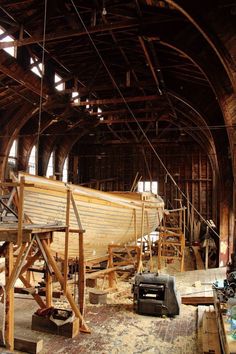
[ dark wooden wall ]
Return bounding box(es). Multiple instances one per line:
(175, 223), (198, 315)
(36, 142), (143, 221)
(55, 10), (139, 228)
(71, 141), (214, 223)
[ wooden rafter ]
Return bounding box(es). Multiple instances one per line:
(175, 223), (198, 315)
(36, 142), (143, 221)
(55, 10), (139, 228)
(73, 94), (166, 107)
(0, 20), (139, 49)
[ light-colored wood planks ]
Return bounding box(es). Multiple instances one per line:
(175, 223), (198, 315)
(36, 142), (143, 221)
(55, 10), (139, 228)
(202, 307), (221, 354)
(15, 172), (164, 260)
(192, 245), (205, 270)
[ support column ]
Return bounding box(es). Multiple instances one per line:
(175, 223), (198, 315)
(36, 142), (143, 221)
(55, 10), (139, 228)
(5, 242), (14, 351)
(46, 238), (53, 308)
(108, 245), (116, 289)
(79, 231), (85, 316)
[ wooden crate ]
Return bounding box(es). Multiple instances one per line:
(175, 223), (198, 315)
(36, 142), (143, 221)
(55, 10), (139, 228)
(32, 313), (79, 338)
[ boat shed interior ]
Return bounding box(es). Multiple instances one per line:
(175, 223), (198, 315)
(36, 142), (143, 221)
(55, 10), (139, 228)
(0, 1), (235, 353)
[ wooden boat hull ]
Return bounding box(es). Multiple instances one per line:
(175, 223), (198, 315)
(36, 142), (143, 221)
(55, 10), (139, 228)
(17, 173), (164, 260)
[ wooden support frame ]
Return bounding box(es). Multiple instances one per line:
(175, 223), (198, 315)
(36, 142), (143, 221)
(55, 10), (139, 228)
(158, 207), (186, 272)
(158, 230), (185, 272)
(41, 239), (90, 333)
(1, 228), (90, 352)
(78, 230), (85, 315)
(108, 244), (141, 269)
(5, 242), (14, 350)
(17, 177), (25, 246)
(0, 175), (89, 352)
(64, 188), (71, 293)
(137, 203), (145, 273)
(45, 238), (53, 308)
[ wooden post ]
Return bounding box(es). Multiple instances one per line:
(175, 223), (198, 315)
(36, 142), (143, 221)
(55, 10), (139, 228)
(79, 231), (85, 316)
(5, 243), (27, 293)
(146, 211), (153, 272)
(46, 238), (53, 307)
(158, 234), (162, 270)
(133, 209), (137, 245)
(205, 239), (209, 270)
(137, 203), (145, 272)
(180, 233), (185, 272)
(64, 188), (71, 293)
(183, 206), (186, 239)
(17, 177), (25, 246)
(70, 193), (86, 318)
(108, 245), (116, 289)
(5, 242), (14, 350)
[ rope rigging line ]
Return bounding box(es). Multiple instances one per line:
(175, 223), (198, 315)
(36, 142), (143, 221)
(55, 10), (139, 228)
(36, 0), (48, 168)
(70, 0), (220, 239)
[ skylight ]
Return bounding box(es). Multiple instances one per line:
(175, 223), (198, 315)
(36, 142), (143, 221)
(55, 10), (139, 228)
(72, 91), (79, 104)
(86, 98), (90, 109)
(0, 28), (16, 57)
(97, 107), (104, 121)
(55, 73), (64, 91)
(30, 57), (43, 77)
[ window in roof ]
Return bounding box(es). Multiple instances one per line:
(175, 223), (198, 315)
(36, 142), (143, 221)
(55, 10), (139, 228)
(30, 57), (43, 77)
(97, 107), (104, 121)
(72, 91), (79, 104)
(0, 28), (16, 57)
(28, 145), (36, 175)
(85, 98), (90, 109)
(137, 181), (158, 195)
(62, 157), (68, 182)
(55, 73), (64, 91)
(46, 151), (54, 178)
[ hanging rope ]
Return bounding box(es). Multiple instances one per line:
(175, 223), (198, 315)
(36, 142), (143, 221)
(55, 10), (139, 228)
(70, 0), (220, 240)
(36, 0), (48, 169)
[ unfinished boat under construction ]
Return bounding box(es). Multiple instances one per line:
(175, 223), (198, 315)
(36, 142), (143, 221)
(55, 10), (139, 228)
(15, 172), (165, 261)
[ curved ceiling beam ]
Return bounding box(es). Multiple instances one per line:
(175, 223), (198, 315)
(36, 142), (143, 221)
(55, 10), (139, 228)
(159, 40), (217, 97)
(164, 0), (236, 90)
(159, 100), (217, 164)
(159, 115), (216, 171)
(53, 89), (219, 175)
(153, 39), (232, 160)
(168, 91), (215, 140)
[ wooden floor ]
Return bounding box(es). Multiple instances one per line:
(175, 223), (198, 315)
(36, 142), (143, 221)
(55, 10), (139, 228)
(0, 254), (227, 354)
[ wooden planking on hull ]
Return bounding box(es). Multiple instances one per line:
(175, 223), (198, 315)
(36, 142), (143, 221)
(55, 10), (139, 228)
(14, 173), (164, 260)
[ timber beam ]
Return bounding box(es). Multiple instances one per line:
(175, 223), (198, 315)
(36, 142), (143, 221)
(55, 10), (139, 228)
(0, 20), (139, 49)
(0, 51), (48, 98)
(89, 107), (168, 117)
(72, 94), (165, 107)
(138, 36), (162, 93)
(99, 116), (162, 124)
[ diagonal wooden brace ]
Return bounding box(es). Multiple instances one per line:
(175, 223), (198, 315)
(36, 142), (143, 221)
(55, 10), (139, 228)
(41, 239), (91, 333)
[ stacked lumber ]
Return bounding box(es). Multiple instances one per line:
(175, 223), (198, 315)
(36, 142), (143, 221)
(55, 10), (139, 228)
(198, 305), (221, 354)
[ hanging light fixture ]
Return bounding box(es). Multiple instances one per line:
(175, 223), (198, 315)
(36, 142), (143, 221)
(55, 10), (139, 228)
(102, 1), (107, 15)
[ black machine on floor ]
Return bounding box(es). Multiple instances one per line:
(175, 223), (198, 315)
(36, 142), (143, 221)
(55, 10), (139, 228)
(132, 272), (180, 316)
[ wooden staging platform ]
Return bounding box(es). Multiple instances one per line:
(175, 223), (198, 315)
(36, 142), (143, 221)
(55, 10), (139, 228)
(0, 222), (88, 352)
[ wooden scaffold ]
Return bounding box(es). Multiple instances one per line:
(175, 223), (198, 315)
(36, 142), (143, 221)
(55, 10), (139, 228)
(157, 204), (186, 272)
(0, 177), (89, 352)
